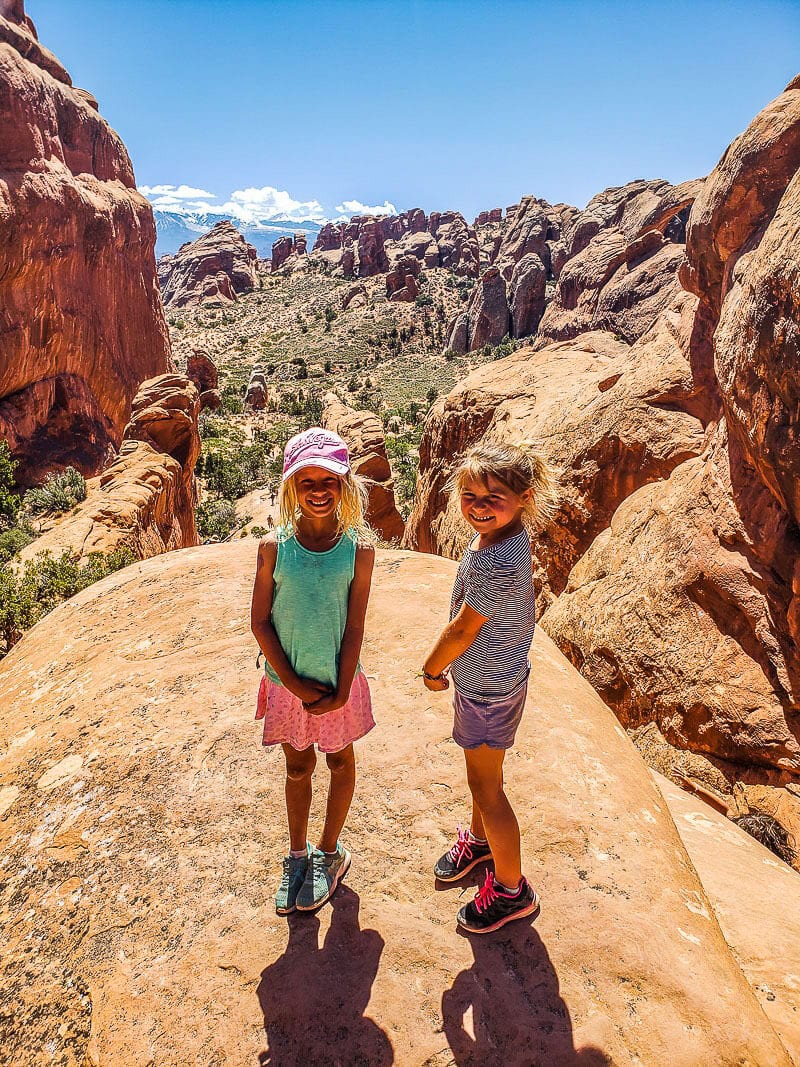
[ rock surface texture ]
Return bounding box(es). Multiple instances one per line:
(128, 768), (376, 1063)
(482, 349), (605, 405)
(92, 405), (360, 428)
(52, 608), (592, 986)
(542, 79), (800, 815)
(321, 394), (405, 541)
(158, 220), (258, 307)
(18, 374), (201, 563)
(0, 545), (795, 1065)
(0, 2), (171, 485)
(312, 209), (479, 279)
(186, 348), (220, 411)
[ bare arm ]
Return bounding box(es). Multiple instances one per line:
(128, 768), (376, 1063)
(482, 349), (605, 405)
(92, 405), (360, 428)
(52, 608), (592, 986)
(250, 538), (331, 705)
(304, 543), (375, 714)
(422, 602), (489, 691)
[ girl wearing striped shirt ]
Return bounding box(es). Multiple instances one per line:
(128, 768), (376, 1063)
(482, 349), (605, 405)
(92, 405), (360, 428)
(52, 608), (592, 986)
(422, 442), (557, 934)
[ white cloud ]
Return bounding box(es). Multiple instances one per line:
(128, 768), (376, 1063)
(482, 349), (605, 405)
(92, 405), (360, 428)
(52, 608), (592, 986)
(220, 186), (327, 224)
(335, 199), (397, 217)
(139, 183), (216, 200)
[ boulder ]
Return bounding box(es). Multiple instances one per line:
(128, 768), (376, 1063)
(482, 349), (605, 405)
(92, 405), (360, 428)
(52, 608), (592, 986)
(187, 349), (220, 411)
(159, 221), (258, 307)
(18, 374), (201, 562)
(270, 233), (308, 274)
(321, 394), (405, 541)
(0, 2), (171, 486)
(245, 367), (268, 411)
(0, 544), (793, 1065)
(341, 283), (368, 311)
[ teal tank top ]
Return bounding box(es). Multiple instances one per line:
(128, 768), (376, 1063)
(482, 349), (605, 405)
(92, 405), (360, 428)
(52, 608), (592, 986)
(266, 529), (359, 690)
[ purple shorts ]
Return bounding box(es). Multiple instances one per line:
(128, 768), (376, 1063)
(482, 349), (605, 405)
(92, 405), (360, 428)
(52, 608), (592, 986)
(452, 680), (528, 750)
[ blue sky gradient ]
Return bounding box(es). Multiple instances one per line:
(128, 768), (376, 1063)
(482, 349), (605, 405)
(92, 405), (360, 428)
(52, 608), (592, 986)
(28, 0), (800, 218)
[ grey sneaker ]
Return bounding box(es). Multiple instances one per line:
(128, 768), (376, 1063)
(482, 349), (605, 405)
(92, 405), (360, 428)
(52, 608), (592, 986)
(275, 845), (310, 915)
(296, 843), (351, 911)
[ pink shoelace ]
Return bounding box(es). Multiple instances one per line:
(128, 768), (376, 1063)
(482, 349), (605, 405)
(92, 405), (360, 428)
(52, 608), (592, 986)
(473, 869), (501, 913)
(447, 826), (474, 864)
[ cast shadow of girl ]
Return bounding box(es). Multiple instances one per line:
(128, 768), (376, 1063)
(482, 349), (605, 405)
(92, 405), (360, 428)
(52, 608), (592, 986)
(442, 923), (610, 1067)
(257, 885), (394, 1066)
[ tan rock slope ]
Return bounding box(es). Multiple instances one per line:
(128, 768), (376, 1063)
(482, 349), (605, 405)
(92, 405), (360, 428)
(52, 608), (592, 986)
(0, 544), (795, 1065)
(0, 0), (171, 485)
(19, 374), (201, 563)
(158, 219), (259, 307)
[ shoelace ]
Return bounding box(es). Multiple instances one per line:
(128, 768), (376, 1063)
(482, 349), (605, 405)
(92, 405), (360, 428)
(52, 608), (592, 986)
(473, 869), (500, 913)
(448, 826), (473, 864)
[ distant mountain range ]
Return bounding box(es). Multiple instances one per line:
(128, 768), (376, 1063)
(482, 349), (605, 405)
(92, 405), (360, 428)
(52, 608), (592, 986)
(153, 210), (324, 258)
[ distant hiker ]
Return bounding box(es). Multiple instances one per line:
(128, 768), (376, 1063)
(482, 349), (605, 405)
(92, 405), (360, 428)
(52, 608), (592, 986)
(421, 442), (558, 933)
(251, 428), (376, 916)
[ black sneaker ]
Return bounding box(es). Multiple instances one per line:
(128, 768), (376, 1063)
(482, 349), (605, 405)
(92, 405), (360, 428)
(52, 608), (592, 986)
(456, 870), (540, 934)
(434, 827), (492, 882)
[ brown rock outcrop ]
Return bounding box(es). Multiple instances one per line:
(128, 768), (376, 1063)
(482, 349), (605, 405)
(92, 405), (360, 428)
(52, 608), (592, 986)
(0, 544), (793, 1064)
(542, 80), (800, 795)
(19, 374), (201, 562)
(187, 349), (220, 411)
(159, 220), (258, 307)
(311, 209), (479, 279)
(245, 366), (268, 410)
(534, 179), (701, 348)
(321, 394), (405, 541)
(270, 232), (308, 274)
(0, 1), (171, 486)
(445, 196), (573, 352)
(404, 304), (705, 603)
(385, 255), (421, 302)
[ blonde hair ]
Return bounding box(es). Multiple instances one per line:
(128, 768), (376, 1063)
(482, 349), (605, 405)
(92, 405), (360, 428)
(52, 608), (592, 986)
(448, 440), (560, 529)
(278, 468), (376, 544)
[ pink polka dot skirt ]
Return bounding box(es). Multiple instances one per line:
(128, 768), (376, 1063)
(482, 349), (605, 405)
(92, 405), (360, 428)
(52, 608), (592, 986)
(256, 671), (375, 753)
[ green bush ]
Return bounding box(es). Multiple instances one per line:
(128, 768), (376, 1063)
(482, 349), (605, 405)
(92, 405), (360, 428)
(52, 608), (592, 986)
(415, 294), (433, 308)
(203, 442), (269, 501)
(23, 467), (87, 516)
(0, 547), (134, 657)
(0, 524), (36, 564)
(219, 383), (244, 416)
(196, 499), (239, 541)
(0, 442), (21, 530)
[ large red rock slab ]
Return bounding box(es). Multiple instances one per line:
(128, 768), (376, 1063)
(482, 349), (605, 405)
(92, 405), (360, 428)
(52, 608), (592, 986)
(654, 771), (800, 1063)
(0, 545), (791, 1064)
(405, 308), (705, 603)
(542, 424), (800, 776)
(0, 3), (171, 485)
(159, 220), (258, 307)
(321, 393), (405, 541)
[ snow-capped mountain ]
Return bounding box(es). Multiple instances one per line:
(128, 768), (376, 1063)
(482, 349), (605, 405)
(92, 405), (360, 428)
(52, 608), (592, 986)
(153, 210), (324, 258)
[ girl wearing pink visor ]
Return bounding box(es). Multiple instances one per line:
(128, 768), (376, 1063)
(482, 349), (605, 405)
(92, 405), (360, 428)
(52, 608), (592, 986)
(251, 427), (376, 915)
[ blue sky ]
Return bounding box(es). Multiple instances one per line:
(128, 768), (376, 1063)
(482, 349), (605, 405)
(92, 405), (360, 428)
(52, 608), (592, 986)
(28, 0), (800, 221)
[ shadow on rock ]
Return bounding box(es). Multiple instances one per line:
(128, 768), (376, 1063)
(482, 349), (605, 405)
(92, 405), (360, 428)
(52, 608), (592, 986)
(257, 885), (394, 1065)
(442, 923), (610, 1066)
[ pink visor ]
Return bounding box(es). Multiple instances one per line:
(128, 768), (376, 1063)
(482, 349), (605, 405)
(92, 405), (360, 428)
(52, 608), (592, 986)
(282, 427), (350, 482)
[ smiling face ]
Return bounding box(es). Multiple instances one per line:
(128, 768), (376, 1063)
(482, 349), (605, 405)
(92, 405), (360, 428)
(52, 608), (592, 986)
(293, 465), (343, 521)
(459, 473), (531, 544)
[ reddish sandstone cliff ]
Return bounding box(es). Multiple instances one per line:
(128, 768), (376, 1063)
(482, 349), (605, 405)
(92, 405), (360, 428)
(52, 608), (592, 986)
(0, 1), (171, 486)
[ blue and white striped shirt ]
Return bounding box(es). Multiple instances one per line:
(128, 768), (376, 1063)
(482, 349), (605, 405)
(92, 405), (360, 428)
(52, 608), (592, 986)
(450, 528), (535, 700)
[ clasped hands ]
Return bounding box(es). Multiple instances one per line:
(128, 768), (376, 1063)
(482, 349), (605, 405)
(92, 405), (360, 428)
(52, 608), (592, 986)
(291, 677), (346, 715)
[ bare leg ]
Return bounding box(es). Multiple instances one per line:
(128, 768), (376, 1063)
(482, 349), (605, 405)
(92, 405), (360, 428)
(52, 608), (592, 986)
(465, 745), (521, 888)
(318, 744), (356, 853)
(469, 758), (502, 841)
(282, 743), (316, 852)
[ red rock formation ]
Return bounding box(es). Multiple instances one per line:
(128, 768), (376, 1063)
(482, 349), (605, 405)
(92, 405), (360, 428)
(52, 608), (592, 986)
(270, 232), (308, 273)
(245, 367), (268, 410)
(187, 349), (220, 411)
(159, 221), (258, 307)
(0, 1), (171, 486)
(534, 179), (701, 348)
(386, 255), (421, 302)
(19, 373), (201, 562)
(311, 209), (479, 279)
(543, 79), (800, 788)
(322, 393), (405, 541)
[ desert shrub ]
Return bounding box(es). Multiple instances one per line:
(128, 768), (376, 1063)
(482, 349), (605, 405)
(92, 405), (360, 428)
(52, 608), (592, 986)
(203, 443), (269, 501)
(219, 383), (244, 416)
(250, 525), (269, 538)
(0, 442), (21, 529)
(415, 294), (433, 308)
(198, 413), (224, 440)
(733, 813), (796, 865)
(0, 547), (134, 657)
(196, 499), (239, 541)
(426, 387), (438, 406)
(324, 360), (332, 373)
(23, 467), (87, 516)
(0, 524), (36, 564)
